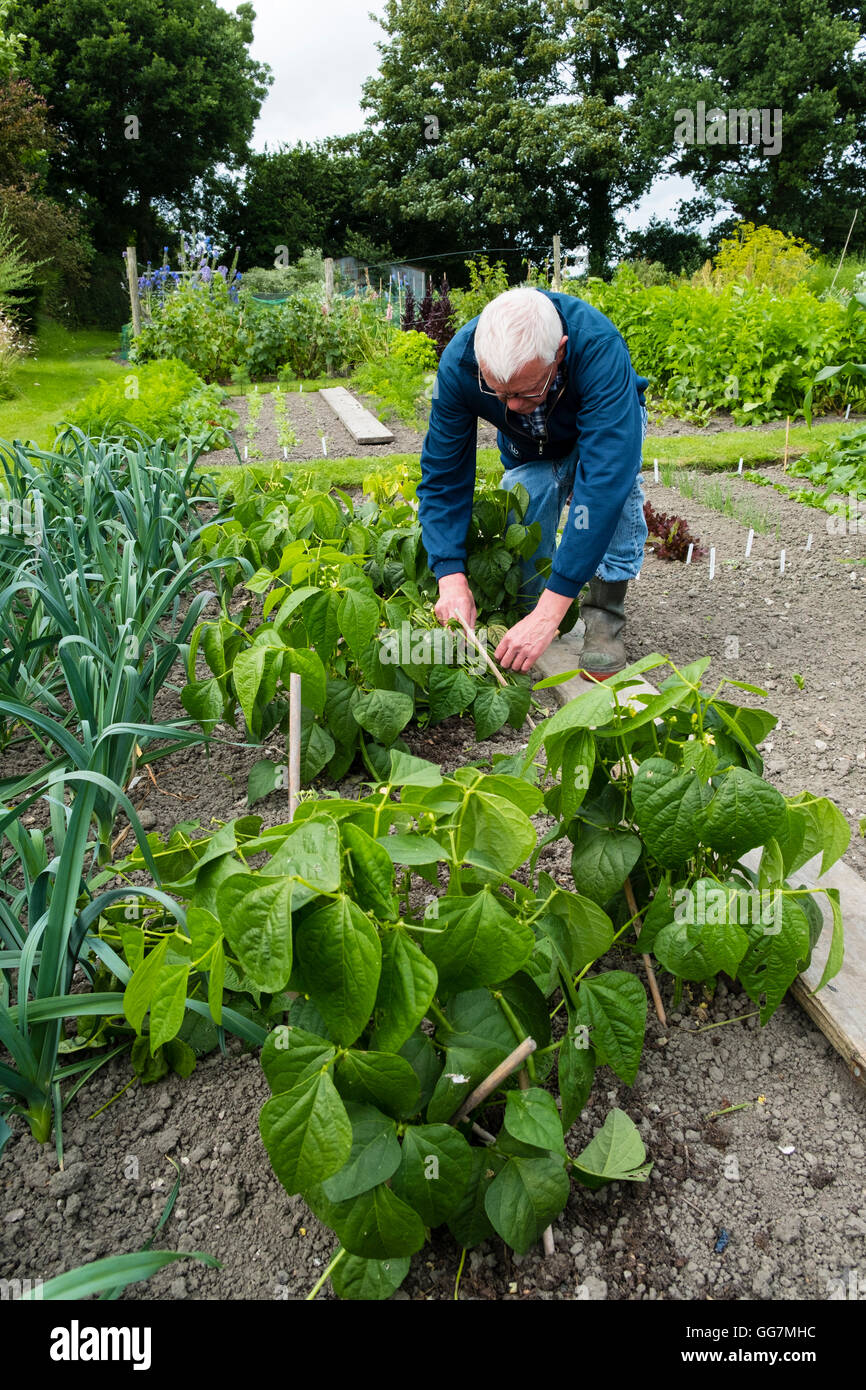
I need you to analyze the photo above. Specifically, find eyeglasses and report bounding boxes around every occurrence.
[477,361,557,404]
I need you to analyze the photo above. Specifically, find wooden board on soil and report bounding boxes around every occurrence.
[319,386,395,444]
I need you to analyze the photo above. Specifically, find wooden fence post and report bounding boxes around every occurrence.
[125,246,142,336]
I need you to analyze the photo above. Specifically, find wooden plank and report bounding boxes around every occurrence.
[319,387,394,444]
[534,636,866,1083]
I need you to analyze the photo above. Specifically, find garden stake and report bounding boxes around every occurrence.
[806,533,813,551]
[653,458,659,483]
[845,403,852,420]
[456,615,537,730]
[709,547,716,580]
[779,549,786,574]
[448,1037,537,1126]
[624,876,667,1026]
[738,457,744,474]
[745,529,754,558]
[686,542,694,565]
[518,1067,555,1255]
[288,673,301,823]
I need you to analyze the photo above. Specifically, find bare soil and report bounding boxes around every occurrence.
[2,440,866,1304]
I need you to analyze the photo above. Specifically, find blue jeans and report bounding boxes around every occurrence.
[501,404,648,606]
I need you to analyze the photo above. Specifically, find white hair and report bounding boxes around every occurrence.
[474,288,563,383]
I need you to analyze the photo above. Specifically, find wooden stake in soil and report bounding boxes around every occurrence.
[624,876,667,1027]
[288,672,301,823]
[745,529,754,558]
[685,543,694,565]
[709,547,716,580]
[448,1038,537,1126]
[125,246,142,337]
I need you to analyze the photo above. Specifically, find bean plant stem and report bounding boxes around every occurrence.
[623,876,667,1027]
[306,1246,347,1300]
[453,1246,467,1300]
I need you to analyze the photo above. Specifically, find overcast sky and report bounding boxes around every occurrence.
[218,0,699,240]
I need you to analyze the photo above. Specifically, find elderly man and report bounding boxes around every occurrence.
[417,286,649,677]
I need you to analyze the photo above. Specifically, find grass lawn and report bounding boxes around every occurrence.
[0,316,124,448]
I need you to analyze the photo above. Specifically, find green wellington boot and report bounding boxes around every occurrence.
[578,577,629,680]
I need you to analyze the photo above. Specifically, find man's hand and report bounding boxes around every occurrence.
[495,589,574,672]
[434,572,477,631]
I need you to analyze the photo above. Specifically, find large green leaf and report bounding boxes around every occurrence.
[294,895,382,1046]
[781,793,851,877]
[330,1252,410,1301]
[370,931,438,1053]
[353,689,415,744]
[263,817,341,904]
[261,1024,335,1095]
[472,685,511,741]
[391,1123,474,1226]
[318,1182,428,1260]
[504,1087,566,1155]
[446,1146,504,1248]
[425,889,535,996]
[536,885,614,975]
[216,874,293,993]
[233,642,282,736]
[281,647,327,715]
[399,1030,443,1110]
[300,716,336,781]
[428,666,477,723]
[335,1048,421,1120]
[631,758,711,867]
[570,826,642,906]
[342,822,398,920]
[572,1108,652,1189]
[339,588,381,658]
[736,895,811,1023]
[453,787,537,875]
[259,1070,352,1196]
[484,1155,570,1255]
[148,962,190,1051]
[322,1103,402,1203]
[696,766,787,861]
[573,970,647,1086]
[559,1006,595,1130]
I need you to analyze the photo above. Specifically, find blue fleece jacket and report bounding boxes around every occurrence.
[417,289,649,599]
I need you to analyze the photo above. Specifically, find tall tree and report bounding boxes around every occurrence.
[633,0,866,251]
[357,0,662,277]
[7,0,272,259]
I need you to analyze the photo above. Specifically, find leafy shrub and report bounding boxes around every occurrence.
[449,257,512,330]
[132,272,241,381]
[239,295,368,379]
[580,271,866,423]
[708,222,816,294]
[240,249,326,299]
[392,329,439,371]
[614,258,671,287]
[351,356,434,430]
[62,358,238,449]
